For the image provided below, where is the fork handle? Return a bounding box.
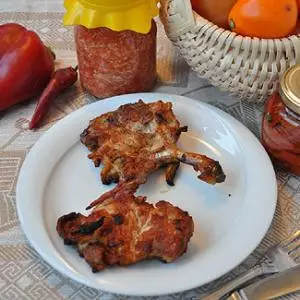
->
[201,265,276,300]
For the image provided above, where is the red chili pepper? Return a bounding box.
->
[0,23,55,111]
[29,66,78,129]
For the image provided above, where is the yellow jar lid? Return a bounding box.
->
[64,0,159,34]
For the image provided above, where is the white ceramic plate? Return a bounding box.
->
[16,93,277,296]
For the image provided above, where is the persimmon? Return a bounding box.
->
[228,0,298,38]
[191,0,237,29]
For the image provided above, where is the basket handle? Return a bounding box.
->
[159,0,196,39]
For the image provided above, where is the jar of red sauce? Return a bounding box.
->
[262,65,300,175]
[63,0,158,98]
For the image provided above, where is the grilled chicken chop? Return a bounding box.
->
[81,100,225,186]
[56,181,194,272]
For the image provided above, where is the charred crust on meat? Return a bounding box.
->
[57,212,81,235]
[166,162,180,186]
[80,128,88,139]
[199,161,226,183]
[108,241,118,248]
[180,126,188,132]
[94,159,101,167]
[214,162,226,183]
[73,217,105,235]
[142,111,154,124]
[158,258,169,264]
[58,212,80,222]
[135,196,146,204]
[64,239,77,245]
[80,130,98,150]
[176,126,188,136]
[108,176,119,185]
[108,240,124,248]
[101,172,120,185]
[143,243,152,253]
[107,115,118,125]
[174,219,184,231]
[166,179,175,186]
[155,112,167,123]
[181,153,187,163]
[110,174,120,183]
[100,227,113,236]
[113,215,124,225]
[89,140,98,150]
[101,176,112,185]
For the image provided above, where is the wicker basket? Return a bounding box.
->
[160,0,300,102]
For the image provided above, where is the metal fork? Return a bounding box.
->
[202,230,300,300]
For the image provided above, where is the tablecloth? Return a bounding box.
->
[0,2,300,300]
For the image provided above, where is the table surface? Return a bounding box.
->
[0,2,300,300]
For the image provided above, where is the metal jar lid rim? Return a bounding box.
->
[279,64,300,115]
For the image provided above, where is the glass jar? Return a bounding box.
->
[262,65,300,175]
[75,21,157,98]
[63,0,158,98]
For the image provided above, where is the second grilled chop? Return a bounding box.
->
[56,181,194,272]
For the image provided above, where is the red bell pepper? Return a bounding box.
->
[0,23,55,111]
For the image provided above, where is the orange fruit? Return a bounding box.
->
[228,0,298,38]
[191,0,237,29]
[294,19,300,35]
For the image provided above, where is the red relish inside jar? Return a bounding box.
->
[75,21,157,99]
[262,65,300,175]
